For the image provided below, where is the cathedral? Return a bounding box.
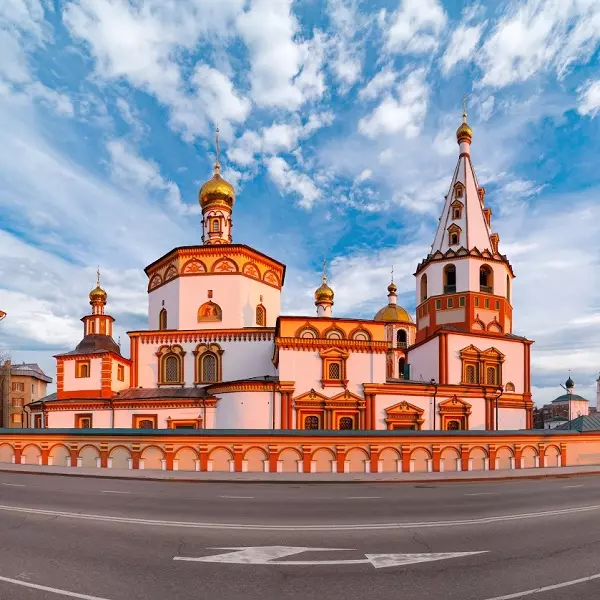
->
[30,112,534,432]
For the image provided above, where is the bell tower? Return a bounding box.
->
[414,106,515,343]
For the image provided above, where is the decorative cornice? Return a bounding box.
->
[414,247,515,277]
[33,398,220,413]
[129,329,275,344]
[276,337,388,353]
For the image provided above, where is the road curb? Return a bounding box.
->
[0,466,599,484]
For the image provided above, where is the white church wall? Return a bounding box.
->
[467,260,511,298]
[176,275,281,330]
[214,391,275,429]
[110,359,130,392]
[497,407,526,430]
[446,334,525,392]
[148,278,180,331]
[419,260,470,298]
[63,357,103,392]
[135,339,275,388]
[407,339,439,382]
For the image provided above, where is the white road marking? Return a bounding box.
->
[1,483,26,487]
[466,493,496,496]
[101,490,131,494]
[563,485,585,489]
[173,546,486,569]
[483,571,600,599]
[0,574,113,600]
[346,496,381,500]
[219,495,254,499]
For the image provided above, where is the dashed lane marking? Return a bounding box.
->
[1,483,26,487]
[0,574,113,600]
[346,497,382,500]
[466,493,496,496]
[218,495,254,499]
[101,491,131,494]
[0,502,598,531]
[563,485,585,489]
[482,571,600,599]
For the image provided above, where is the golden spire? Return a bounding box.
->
[388,265,397,294]
[456,93,472,144]
[89,266,107,305]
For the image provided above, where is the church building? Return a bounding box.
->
[30,112,534,431]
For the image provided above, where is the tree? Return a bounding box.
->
[0,352,11,429]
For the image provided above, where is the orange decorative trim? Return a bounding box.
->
[129,329,275,344]
[277,337,388,353]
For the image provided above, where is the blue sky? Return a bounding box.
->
[1,0,599,406]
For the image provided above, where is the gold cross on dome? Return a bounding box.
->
[391,265,394,284]
[462,94,468,121]
[215,125,221,166]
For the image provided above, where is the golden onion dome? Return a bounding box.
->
[387,282,398,294]
[456,116,472,143]
[89,285,107,304]
[314,277,334,305]
[374,304,413,323]
[199,162,235,209]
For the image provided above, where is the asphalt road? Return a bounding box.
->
[0,472,599,600]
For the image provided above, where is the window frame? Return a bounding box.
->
[133,414,158,429]
[75,413,93,429]
[75,360,91,379]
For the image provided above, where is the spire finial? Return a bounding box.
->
[214,125,221,173]
[322,253,327,283]
[391,265,394,284]
[462,93,468,123]
[96,266,100,287]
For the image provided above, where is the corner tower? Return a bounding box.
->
[414,108,515,343]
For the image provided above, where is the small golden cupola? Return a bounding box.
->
[315,258,334,318]
[456,95,472,145]
[374,279,413,323]
[89,268,107,314]
[199,128,235,245]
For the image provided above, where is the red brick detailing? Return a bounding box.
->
[336,446,346,473]
[165,445,174,470]
[461,446,470,472]
[199,445,209,471]
[514,445,523,469]
[560,443,567,467]
[41,446,49,466]
[13,446,22,465]
[488,445,497,470]
[302,446,312,473]
[401,446,411,473]
[233,445,243,472]
[131,445,141,469]
[370,445,380,473]
[70,445,78,467]
[432,444,441,471]
[268,446,279,473]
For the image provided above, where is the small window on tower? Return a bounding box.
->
[459,296,465,307]
[436,299,441,310]
[474,297,480,307]
[76,360,90,378]
[448,298,454,309]
[212,219,219,232]
[117,365,125,382]
[453,208,461,219]
[484,298,490,309]
[449,232,459,245]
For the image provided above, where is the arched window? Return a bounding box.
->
[447,420,461,430]
[465,364,476,383]
[397,329,408,347]
[486,366,497,385]
[304,415,319,430]
[420,274,428,302]
[506,275,511,303]
[398,357,406,379]
[449,232,459,245]
[299,327,317,339]
[339,417,354,430]
[201,353,217,383]
[328,362,341,380]
[444,264,456,294]
[89,320,96,334]
[164,355,181,383]
[505,382,515,392]
[256,304,266,326]
[159,308,167,330]
[138,419,155,429]
[480,266,493,293]
[212,219,219,232]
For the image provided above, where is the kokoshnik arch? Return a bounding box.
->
[30,112,533,432]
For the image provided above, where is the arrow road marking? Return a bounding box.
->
[173,546,486,569]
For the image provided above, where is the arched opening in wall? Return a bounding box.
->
[420,274,428,302]
[496,447,513,470]
[339,416,354,430]
[444,264,456,294]
[470,447,487,471]
[345,448,369,473]
[108,446,131,469]
[480,266,493,293]
[256,304,266,326]
[79,445,100,468]
[506,275,511,303]
[397,329,408,348]
[278,448,302,473]
[398,358,406,380]
[21,445,42,466]
[411,448,430,472]
[312,448,335,473]
[304,415,320,430]
[441,447,461,472]
[505,382,515,392]
[379,448,401,473]
[446,420,461,430]
[211,218,220,232]
[244,448,268,472]
[175,448,197,471]
[140,446,164,471]
[48,444,70,467]
[201,353,218,383]
[159,308,167,330]
[544,446,560,468]
[163,354,182,384]
[0,444,13,464]
[209,448,233,472]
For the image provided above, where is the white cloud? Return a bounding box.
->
[577,79,600,117]
[441,22,484,75]
[265,156,321,209]
[327,0,364,89]
[358,65,398,101]
[236,0,325,110]
[384,0,447,54]
[0,29,31,83]
[355,169,372,184]
[478,95,495,122]
[477,0,600,88]
[358,68,429,139]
